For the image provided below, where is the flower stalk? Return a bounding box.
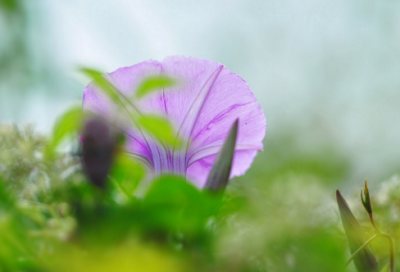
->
[344,180,395,272]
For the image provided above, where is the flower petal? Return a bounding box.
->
[160,56,266,186]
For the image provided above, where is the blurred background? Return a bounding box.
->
[1,0,400,190]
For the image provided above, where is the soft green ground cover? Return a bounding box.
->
[0,123,397,272]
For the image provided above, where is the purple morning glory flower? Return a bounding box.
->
[82,56,266,188]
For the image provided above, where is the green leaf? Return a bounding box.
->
[0,177,40,271]
[50,105,84,149]
[379,263,389,272]
[142,175,203,233]
[80,67,120,103]
[141,175,220,234]
[137,114,181,147]
[336,190,378,272]
[136,76,175,99]
[109,153,146,196]
[204,119,238,192]
[0,176,13,209]
[0,0,19,13]
[80,67,144,126]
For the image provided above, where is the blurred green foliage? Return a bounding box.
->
[348,176,400,272]
[47,104,84,156]
[0,0,19,12]
[0,0,31,87]
[0,109,397,271]
[237,129,351,186]
[110,153,146,196]
[0,1,398,271]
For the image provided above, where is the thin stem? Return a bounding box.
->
[108,85,159,167]
[346,233,395,272]
[381,233,395,272]
[109,177,133,200]
[368,213,380,232]
[367,214,394,272]
[346,234,378,266]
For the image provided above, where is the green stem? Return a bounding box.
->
[345,234,378,266]
[346,233,395,272]
[367,215,394,272]
[110,177,133,200]
[381,233,394,272]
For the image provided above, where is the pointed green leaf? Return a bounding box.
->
[50,105,84,149]
[80,68,121,103]
[336,190,378,272]
[137,114,181,147]
[204,119,238,191]
[136,75,175,99]
[80,67,146,129]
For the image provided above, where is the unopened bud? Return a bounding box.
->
[361,179,373,215]
[81,117,116,188]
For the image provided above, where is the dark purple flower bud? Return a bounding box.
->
[81,117,116,188]
[204,119,238,192]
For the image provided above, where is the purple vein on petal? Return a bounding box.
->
[159,64,168,116]
[126,132,154,164]
[190,102,253,141]
[100,74,170,175]
[172,65,224,174]
[143,66,170,173]
[100,74,155,161]
[186,144,262,167]
[126,133,149,151]
[145,132,169,174]
[199,158,213,168]
[162,91,168,116]
[124,151,153,171]
[105,71,170,174]
[84,75,156,167]
[186,66,224,141]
